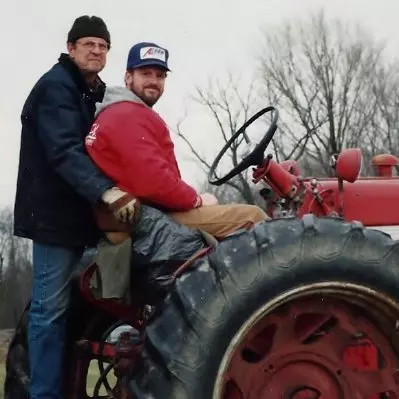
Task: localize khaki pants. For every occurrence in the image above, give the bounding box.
[169,204,268,240]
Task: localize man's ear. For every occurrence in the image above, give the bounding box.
[124,70,133,87]
[67,42,76,57]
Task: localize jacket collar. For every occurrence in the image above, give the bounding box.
[58,53,106,102]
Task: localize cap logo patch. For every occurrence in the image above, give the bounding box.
[140,46,166,62]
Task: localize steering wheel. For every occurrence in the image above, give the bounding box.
[208,106,279,186]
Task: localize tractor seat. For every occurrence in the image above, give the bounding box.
[78,259,143,326]
[87,203,218,305]
[91,228,217,303]
[89,203,135,301]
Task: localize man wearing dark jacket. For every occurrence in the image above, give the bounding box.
[13,16,136,398]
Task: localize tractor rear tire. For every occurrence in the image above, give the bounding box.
[130,215,399,399]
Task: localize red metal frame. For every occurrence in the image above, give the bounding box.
[74,247,214,398]
[253,149,399,226]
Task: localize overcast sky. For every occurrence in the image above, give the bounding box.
[1,0,399,207]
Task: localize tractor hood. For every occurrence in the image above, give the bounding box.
[95,86,148,117]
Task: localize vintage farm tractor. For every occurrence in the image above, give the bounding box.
[5,106,399,399]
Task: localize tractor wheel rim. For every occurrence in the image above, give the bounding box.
[213,282,399,399]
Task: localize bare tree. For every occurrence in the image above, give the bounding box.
[174,73,261,204]
[257,11,389,175]
[0,207,32,328]
[371,65,399,156]
[175,11,398,200]
[0,208,14,281]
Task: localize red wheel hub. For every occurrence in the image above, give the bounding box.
[291,388,320,399]
[259,358,340,398]
[221,298,399,399]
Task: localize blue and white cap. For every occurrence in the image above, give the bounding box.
[126,42,170,71]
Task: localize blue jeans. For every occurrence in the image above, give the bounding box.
[29,242,85,399]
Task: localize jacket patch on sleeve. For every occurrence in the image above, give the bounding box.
[86,123,99,146]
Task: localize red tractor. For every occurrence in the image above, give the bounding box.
[5,106,399,399]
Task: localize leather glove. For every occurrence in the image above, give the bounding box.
[101,187,138,224]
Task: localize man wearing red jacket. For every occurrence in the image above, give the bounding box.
[86,41,267,240]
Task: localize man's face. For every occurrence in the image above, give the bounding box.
[125,67,167,107]
[67,36,109,76]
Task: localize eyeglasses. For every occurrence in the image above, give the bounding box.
[76,40,109,53]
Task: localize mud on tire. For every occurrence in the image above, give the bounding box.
[130,215,399,399]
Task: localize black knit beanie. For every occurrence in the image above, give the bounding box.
[67,15,111,46]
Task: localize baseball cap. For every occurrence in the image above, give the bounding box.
[126,42,170,71]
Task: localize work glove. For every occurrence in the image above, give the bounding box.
[101,187,138,224]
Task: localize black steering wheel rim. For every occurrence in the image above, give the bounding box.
[208,106,279,186]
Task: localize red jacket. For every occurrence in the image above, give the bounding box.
[86,86,199,211]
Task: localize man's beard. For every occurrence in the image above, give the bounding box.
[131,85,161,107]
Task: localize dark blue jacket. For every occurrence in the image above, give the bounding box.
[13,54,114,246]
